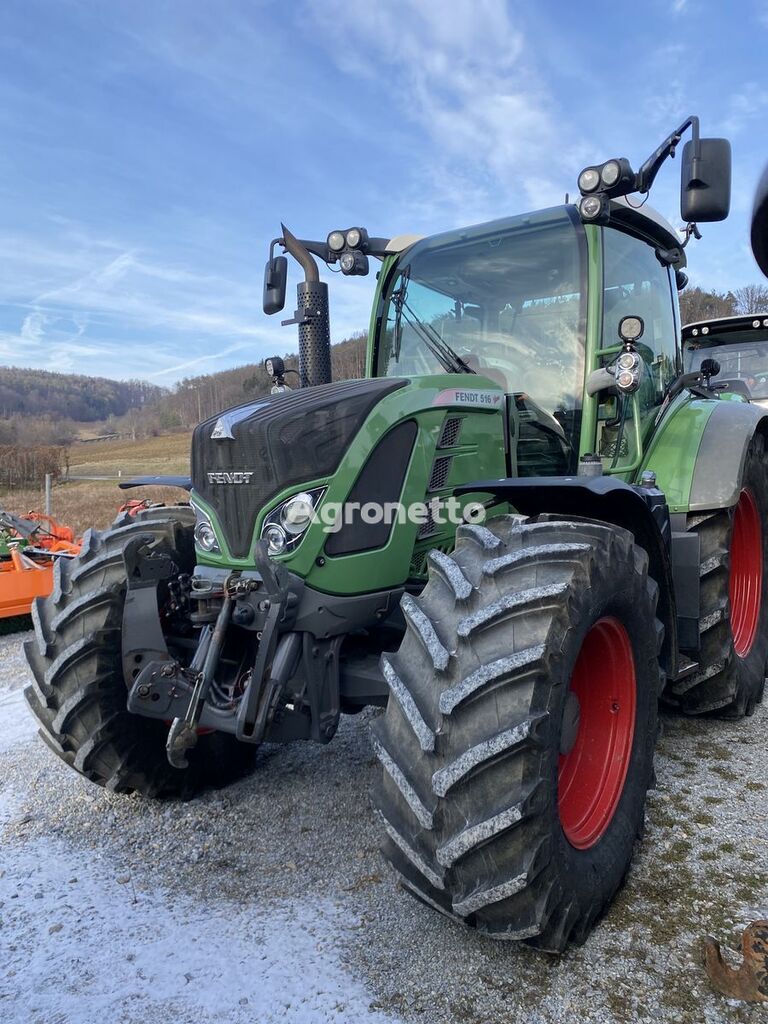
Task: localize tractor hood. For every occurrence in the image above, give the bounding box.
[191,378,406,557]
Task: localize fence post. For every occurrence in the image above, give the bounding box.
[45,473,52,516]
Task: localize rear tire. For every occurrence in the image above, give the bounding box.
[372,515,661,951]
[24,508,257,799]
[667,433,768,718]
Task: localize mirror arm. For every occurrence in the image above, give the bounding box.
[276,231,393,269]
[366,237,393,257]
[297,238,334,263]
[280,224,320,283]
[295,235,392,261]
[636,114,700,194]
[664,367,721,405]
[679,222,702,249]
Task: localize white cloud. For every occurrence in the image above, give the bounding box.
[306,0,568,221]
[723,83,768,135]
[0,221,289,381]
[20,312,47,343]
[145,341,259,380]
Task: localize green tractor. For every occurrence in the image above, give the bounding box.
[24,117,767,951]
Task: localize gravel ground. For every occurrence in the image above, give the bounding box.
[1,627,767,1023]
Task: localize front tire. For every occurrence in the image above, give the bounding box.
[24,509,257,799]
[372,516,661,951]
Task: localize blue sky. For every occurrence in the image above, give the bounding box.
[1,0,766,384]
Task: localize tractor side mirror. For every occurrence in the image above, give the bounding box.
[751,164,768,278]
[263,255,288,315]
[680,138,731,223]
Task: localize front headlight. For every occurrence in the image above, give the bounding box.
[263,524,287,556]
[192,503,221,553]
[281,492,316,535]
[261,487,325,556]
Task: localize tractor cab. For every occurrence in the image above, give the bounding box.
[368,198,688,479]
[683,314,768,404]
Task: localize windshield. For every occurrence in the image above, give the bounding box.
[374,207,587,429]
[685,331,768,400]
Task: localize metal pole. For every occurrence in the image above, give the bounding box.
[44,473,52,516]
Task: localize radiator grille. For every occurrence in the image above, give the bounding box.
[428,455,453,491]
[438,416,462,448]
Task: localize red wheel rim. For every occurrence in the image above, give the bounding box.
[729,488,763,658]
[558,617,637,850]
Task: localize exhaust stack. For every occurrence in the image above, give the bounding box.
[280,225,332,389]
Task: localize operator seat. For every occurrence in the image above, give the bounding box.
[463,354,509,390]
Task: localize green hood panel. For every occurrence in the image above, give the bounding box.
[195,374,507,595]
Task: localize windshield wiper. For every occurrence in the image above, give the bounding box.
[391,273,475,375]
[401,300,476,374]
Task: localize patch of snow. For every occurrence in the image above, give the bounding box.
[0,687,37,755]
[0,835,401,1024]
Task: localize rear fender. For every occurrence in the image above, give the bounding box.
[641,396,768,513]
[688,401,768,511]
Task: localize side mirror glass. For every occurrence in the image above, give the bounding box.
[751,164,768,277]
[263,255,288,315]
[680,138,731,223]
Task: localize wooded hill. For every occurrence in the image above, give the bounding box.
[678,284,768,323]
[0,333,367,444]
[163,333,367,429]
[0,367,162,424]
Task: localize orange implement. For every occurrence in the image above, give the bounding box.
[0,511,81,619]
[0,549,56,618]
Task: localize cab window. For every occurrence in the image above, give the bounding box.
[603,228,679,412]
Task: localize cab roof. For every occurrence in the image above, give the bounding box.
[683,314,768,337]
[385,197,685,265]
[609,196,685,263]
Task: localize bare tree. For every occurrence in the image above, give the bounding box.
[734,284,768,315]
[679,287,737,325]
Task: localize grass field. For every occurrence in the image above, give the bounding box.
[68,431,191,477]
[1,432,192,536]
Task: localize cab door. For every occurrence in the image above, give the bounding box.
[594,227,680,475]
